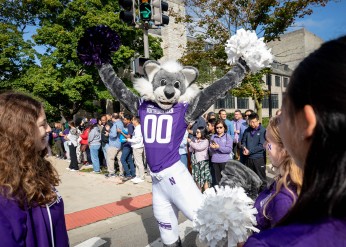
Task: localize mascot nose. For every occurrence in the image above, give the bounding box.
[164,86,175,99]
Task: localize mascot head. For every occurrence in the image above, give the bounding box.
[133,60,200,110]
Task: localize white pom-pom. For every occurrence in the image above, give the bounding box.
[193,186,259,247]
[225,29,273,73]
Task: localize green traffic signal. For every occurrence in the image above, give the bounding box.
[140,3,151,21]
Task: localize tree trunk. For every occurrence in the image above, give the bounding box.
[254,97,263,123]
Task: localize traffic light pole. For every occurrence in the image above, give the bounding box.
[143,27,149,58]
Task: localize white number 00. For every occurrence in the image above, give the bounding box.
[144,115,173,144]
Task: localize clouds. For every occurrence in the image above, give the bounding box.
[293,18,332,29]
[287,2,346,41]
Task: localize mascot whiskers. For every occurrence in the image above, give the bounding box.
[78,26,272,247]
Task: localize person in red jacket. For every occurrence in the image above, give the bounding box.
[80,123,92,166]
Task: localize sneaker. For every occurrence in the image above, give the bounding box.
[122,176,132,182]
[105,173,116,178]
[69,169,78,172]
[84,164,93,168]
[132,178,144,184]
[66,168,71,171]
[92,171,100,174]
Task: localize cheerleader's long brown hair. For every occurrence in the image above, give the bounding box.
[0,92,60,208]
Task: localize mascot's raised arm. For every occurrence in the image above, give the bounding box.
[78,26,272,247]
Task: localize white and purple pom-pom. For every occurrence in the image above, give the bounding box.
[193,186,259,247]
[77,25,121,66]
[225,29,273,73]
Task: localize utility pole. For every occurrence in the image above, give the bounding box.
[143,24,149,58]
[119,0,170,73]
[267,74,272,118]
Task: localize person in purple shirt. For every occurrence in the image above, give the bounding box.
[62,123,70,160]
[0,92,69,247]
[254,116,302,231]
[209,119,233,185]
[245,36,346,246]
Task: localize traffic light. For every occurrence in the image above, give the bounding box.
[119,0,136,25]
[139,0,152,21]
[151,0,169,26]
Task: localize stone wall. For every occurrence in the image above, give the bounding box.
[267,28,323,70]
[149,0,187,62]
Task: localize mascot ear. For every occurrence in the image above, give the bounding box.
[181,66,199,86]
[143,60,161,82]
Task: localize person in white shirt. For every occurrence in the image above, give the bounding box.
[126,116,145,184]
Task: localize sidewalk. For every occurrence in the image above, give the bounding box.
[50,157,153,230]
[52,157,275,232]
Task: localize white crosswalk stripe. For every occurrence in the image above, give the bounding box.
[74,237,107,247]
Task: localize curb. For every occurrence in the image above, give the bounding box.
[65,193,153,230]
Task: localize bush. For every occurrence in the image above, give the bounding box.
[261,117,270,128]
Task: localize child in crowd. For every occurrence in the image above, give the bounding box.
[188,126,211,192]
[255,116,302,230]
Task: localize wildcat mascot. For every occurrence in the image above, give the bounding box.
[78,26,271,246]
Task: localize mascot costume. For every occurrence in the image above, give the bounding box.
[78,26,272,246]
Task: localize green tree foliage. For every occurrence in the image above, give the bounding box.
[0,23,36,85]
[175,0,330,118]
[231,68,271,122]
[1,0,163,120]
[179,36,226,86]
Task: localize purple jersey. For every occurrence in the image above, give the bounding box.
[138,100,188,172]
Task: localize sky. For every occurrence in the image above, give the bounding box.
[287,0,346,41]
[24,0,346,55]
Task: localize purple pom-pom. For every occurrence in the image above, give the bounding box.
[77,25,121,66]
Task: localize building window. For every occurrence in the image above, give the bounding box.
[272,94,279,108]
[204,43,213,51]
[283,77,289,87]
[262,94,279,109]
[215,93,235,109]
[266,74,271,85]
[237,97,249,109]
[275,76,281,87]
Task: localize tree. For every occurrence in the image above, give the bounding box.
[0,23,36,87]
[1,0,163,120]
[179,36,226,87]
[174,0,330,119]
[231,68,271,122]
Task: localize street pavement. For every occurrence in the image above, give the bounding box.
[52,156,275,247]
